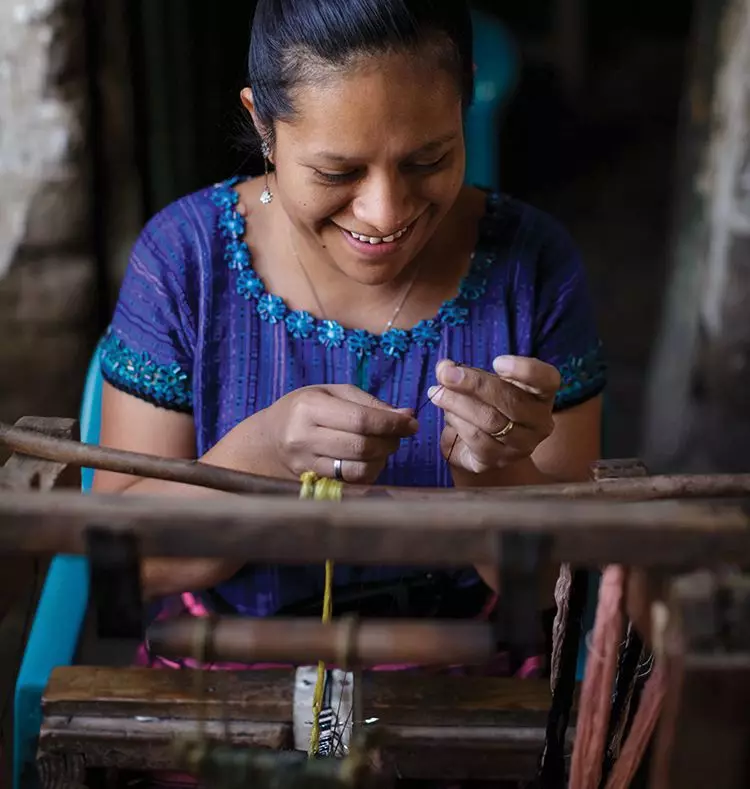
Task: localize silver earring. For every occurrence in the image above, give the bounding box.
[260,140,273,205]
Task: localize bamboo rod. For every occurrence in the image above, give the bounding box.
[146,617,494,667]
[1,489,749,567]
[4,421,750,502]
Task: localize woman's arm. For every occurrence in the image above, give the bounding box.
[95,380,418,598]
[94,383,286,599]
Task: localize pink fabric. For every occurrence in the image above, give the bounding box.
[569,565,626,789]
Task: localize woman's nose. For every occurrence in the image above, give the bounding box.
[352,174,415,235]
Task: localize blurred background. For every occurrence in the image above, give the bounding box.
[1,0,749,773]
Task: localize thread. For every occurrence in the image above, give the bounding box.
[299,471,343,757]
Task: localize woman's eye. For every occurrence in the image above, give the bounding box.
[314,169,358,184]
[408,153,450,172]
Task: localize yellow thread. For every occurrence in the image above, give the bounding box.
[300,471,342,757]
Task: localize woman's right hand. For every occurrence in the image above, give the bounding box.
[264,384,419,484]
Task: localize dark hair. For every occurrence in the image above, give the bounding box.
[247,0,474,141]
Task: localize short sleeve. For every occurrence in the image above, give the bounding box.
[100,205,197,413]
[533,219,607,411]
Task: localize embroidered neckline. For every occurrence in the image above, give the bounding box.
[210,176,502,359]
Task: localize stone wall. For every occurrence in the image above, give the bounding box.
[643,0,750,472]
[0,0,96,425]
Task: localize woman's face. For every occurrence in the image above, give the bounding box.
[259,51,466,286]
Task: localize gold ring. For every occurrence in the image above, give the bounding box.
[491,419,515,441]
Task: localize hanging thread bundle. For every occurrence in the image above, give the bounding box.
[299,471,343,757]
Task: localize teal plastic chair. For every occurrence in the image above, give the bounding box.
[12,13,521,786]
[13,342,101,789]
[465,8,518,190]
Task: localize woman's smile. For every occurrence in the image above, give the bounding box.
[334,214,422,259]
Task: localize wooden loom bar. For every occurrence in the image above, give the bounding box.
[1,488,750,567]
[4,419,750,501]
[38,667,566,782]
[145,617,494,667]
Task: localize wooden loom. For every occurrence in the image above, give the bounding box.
[2,417,750,789]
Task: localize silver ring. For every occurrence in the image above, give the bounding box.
[333,458,344,481]
[491,419,515,441]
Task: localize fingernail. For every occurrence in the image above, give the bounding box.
[408,418,420,433]
[427,385,440,401]
[493,356,513,375]
[439,362,464,385]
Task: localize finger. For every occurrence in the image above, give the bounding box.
[310,455,385,485]
[435,360,533,414]
[491,356,561,400]
[429,381,550,439]
[301,390,419,437]
[327,384,411,413]
[444,411,525,469]
[312,427,402,462]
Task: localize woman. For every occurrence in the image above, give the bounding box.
[95,0,605,777]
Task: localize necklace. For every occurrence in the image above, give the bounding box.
[290,242,422,335]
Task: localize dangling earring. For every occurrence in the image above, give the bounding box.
[260,139,273,205]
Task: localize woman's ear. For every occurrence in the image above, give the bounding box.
[240,87,272,155]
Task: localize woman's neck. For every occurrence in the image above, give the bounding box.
[242,180,484,334]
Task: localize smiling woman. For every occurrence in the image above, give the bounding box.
[95,1,605,784]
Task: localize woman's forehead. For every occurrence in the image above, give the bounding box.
[281,55,462,155]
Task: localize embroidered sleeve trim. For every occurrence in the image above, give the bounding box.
[100,328,193,413]
[553,342,607,411]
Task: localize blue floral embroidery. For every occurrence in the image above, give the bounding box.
[219,211,245,238]
[438,300,470,327]
[285,310,315,339]
[347,329,378,358]
[211,185,239,210]
[554,342,607,410]
[236,270,264,300]
[318,320,345,349]
[381,329,409,359]
[225,239,250,271]
[257,293,287,324]
[412,320,442,349]
[459,273,488,301]
[212,179,496,358]
[100,329,192,412]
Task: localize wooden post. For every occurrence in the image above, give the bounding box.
[651,572,750,787]
[643,0,750,473]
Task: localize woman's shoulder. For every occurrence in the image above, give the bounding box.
[478,190,578,260]
[137,179,236,252]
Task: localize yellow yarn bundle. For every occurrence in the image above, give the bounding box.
[299,471,343,757]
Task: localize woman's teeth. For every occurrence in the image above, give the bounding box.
[348,225,409,245]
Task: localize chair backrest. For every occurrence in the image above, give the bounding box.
[80,340,104,492]
[465,8,518,190]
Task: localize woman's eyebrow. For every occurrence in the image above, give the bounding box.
[311,133,458,164]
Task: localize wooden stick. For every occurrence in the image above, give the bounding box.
[0,421,296,496]
[4,421,750,502]
[146,617,494,667]
[1,489,750,567]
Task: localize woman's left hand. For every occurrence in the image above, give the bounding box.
[429,356,561,474]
